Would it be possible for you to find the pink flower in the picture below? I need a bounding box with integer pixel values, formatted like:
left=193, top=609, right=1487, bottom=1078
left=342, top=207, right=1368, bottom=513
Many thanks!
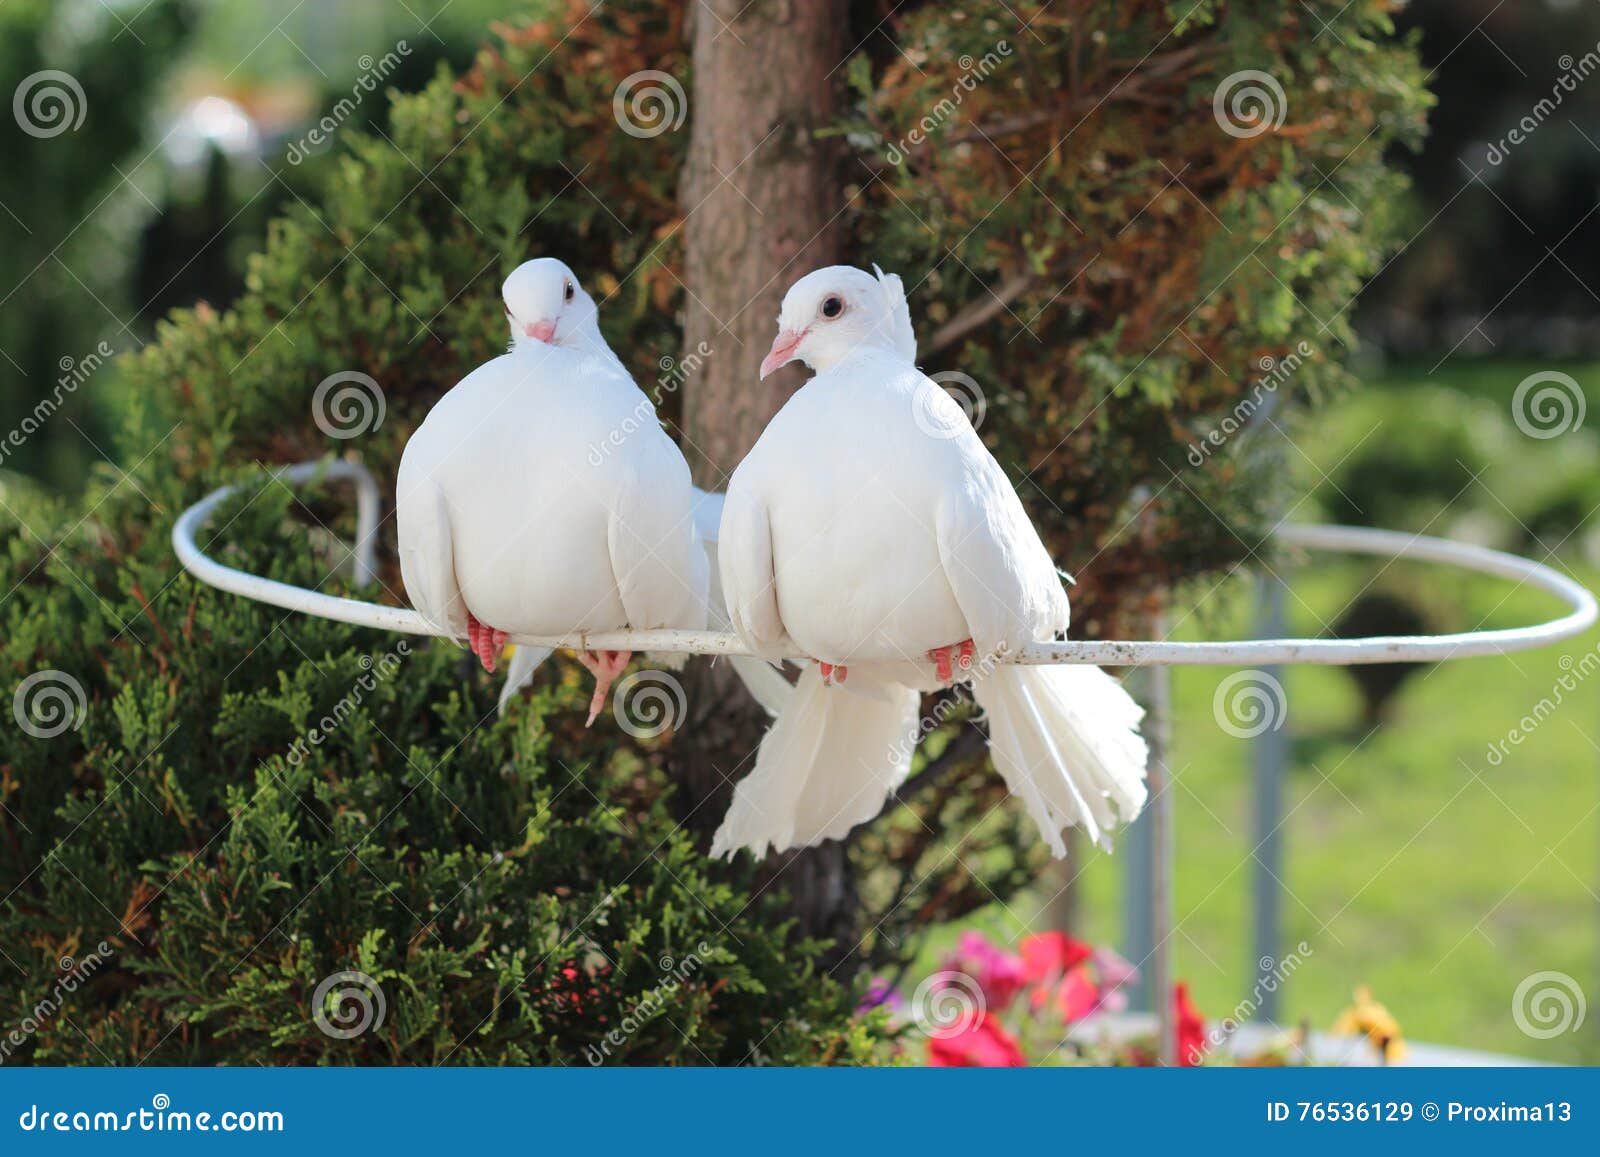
left=942, top=931, right=1027, bottom=1010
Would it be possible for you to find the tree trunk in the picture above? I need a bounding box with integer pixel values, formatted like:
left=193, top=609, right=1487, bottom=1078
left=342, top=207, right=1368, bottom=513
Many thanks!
left=676, top=0, right=854, bottom=963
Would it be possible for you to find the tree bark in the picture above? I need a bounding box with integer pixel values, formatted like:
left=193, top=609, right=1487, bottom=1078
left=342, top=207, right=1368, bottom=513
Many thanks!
left=676, top=0, right=854, bottom=963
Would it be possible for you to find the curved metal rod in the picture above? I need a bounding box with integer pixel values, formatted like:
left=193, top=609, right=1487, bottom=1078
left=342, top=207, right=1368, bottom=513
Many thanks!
left=172, top=458, right=1598, bottom=667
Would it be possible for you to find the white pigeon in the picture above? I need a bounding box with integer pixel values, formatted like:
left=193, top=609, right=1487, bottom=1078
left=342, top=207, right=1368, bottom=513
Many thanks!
left=397, top=257, right=708, bottom=723
left=712, top=264, right=1148, bottom=858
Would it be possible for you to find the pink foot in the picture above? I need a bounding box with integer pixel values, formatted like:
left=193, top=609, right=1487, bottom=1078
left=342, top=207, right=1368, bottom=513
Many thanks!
left=576, top=649, right=632, bottom=727
left=929, top=639, right=975, bottom=682
left=818, top=661, right=848, bottom=686
left=466, top=613, right=509, bottom=673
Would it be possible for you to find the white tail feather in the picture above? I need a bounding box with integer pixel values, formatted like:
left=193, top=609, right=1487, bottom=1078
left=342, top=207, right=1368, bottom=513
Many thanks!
left=970, top=665, right=1148, bottom=857
left=711, top=667, right=919, bottom=858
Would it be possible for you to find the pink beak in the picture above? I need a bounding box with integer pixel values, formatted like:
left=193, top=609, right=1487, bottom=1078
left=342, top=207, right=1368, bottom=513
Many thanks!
left=760, top=329, right=805, bottom=380
left=524, top=319, right=557, bottom=343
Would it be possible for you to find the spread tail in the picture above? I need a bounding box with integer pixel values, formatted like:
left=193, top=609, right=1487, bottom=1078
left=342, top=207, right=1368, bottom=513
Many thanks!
left=970, top=664, right=1148, bottom=857
left=711, top=667, right=920, bottom=858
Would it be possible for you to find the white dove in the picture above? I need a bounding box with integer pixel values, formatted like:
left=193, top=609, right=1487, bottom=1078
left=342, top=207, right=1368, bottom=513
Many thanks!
left=712, top=264, right=1148, bottom=858
left=397, top=257, right=708, bottom=723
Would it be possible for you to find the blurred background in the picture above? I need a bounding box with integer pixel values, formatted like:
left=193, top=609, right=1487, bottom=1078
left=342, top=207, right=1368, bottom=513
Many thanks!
left=2, top=0, right=1598, bottom=1061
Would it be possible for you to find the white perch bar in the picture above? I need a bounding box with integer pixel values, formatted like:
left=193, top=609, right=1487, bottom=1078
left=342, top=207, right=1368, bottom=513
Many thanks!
left=172, top=458, right=1598, bottom=665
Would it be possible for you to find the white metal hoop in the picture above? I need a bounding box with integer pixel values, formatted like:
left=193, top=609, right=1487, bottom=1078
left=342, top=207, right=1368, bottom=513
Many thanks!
left=171, top=457, right=1597, bottom=666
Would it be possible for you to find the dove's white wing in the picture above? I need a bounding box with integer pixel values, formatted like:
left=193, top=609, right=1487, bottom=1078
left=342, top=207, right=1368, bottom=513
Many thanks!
left=395, top=457, right=469, bottom=640
left=607, top=431, right=709, bottom=632
left=718, top=485, right=788, bottom=656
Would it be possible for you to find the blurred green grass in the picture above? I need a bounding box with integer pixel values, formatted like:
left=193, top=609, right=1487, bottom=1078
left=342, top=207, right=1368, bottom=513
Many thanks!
left=924, top=359, right=1600, bottom=1063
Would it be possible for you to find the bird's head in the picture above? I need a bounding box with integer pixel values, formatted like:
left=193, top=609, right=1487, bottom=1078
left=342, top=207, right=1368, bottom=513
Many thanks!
left=760, top=264, right=913, bottom=379
left=502, top=258, right=601, bottom=352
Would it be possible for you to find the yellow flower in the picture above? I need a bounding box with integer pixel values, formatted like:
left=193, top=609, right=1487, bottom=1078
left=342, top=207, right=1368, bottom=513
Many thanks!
left=1332, top=985, right=1406, bottom=1064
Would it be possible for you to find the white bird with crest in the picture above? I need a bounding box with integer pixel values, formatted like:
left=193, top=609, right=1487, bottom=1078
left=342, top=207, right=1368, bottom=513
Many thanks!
left=397, top=257, right=708, bottom=722
left=713, top=264, right=1149, bottom=858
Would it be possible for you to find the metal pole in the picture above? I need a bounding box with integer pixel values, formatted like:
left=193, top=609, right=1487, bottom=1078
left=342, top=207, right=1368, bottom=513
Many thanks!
left=1147, top=615, right=1175, bottom=1065
left=1251, top=572, right=1288, bottom=1021
left=1123, top=611, right=1174, bottom=1062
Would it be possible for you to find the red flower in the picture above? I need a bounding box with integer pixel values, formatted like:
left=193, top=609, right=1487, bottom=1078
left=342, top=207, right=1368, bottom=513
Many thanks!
left=927, top=1012, right=1027, bottom=1067
left=1055, top=965, right=1101, bottom=1022
left=1020, top=931, right=1094, bottom=983
left=1174, top=982, right=1208, bottom=1066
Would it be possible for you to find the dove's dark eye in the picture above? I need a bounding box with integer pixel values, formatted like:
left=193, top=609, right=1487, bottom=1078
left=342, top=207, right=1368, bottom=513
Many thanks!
left=821, top=295, right=844, bottom=319
left=564, top=280, right=575, bottom=302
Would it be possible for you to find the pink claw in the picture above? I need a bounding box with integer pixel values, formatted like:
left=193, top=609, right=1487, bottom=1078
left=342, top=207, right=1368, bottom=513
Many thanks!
left=467, top=613, right=508, bottom=673
left=818, top=661, right=848, bottom=686
left=576, top=649, right=632, bottom=726
left=929, top=639, right=975, bottom=682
